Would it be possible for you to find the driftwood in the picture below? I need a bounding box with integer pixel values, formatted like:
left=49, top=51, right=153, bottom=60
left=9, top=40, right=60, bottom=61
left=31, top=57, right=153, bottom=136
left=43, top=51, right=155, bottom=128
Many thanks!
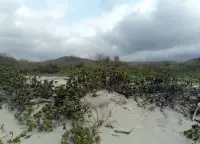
left=194, top=119, right=200, bottom=123
left=105, top=122, right=114, bottom=129
left=193, top=102, right=200, bottom=121
left=112, top=134, right=120, bottom=137
left=114, top=128, right=134, bottom=135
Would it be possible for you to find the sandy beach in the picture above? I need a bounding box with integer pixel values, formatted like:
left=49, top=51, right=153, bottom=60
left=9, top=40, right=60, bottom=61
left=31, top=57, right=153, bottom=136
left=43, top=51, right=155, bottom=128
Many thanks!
left=0, top=77, right=199, bottom=144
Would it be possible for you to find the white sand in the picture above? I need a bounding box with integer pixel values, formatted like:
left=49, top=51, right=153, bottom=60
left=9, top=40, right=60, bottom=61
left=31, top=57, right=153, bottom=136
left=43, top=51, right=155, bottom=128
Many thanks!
left=0, top=105, right=67, bottom=144
left=84, top=91, right=197, bottom=144
left=0, top=77, right=199, bottom=144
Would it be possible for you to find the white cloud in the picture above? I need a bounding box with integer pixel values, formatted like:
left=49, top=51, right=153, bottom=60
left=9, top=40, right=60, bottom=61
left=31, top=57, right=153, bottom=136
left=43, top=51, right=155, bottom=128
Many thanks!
left=0, top=0, right=200, bottom=61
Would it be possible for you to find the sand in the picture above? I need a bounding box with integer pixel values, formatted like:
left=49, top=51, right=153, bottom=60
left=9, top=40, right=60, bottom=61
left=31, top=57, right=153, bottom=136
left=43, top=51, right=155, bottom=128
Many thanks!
left=0, top=77, right=199, bottom=144
left=84, top=91, right=196, bottom=144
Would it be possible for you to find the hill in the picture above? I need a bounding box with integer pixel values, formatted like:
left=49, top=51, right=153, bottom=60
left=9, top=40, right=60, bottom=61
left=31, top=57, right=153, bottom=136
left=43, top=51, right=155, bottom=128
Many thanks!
left=43, top=56, right=96, bottom=68
left=0, top=54, right=97, bottom=73
left=0, top=54, right=199, bottom=75
left=186, top=57, right=200, bottom=63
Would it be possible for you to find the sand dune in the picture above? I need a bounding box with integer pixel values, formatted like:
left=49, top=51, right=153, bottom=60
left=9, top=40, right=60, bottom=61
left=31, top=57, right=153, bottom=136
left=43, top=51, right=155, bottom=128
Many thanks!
left=0, top=77, right=199, bottom=144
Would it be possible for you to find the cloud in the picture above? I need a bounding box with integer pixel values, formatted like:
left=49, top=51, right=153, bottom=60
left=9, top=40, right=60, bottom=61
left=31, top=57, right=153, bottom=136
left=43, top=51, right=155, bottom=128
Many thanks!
left=103, top=0, right=200, bottom=60
left=0, top=0, right=200, bottom=61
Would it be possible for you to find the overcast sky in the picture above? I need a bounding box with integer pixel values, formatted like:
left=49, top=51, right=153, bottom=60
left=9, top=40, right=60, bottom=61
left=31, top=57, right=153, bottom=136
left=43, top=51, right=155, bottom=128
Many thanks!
left=0, top=0, right=200, bottom=61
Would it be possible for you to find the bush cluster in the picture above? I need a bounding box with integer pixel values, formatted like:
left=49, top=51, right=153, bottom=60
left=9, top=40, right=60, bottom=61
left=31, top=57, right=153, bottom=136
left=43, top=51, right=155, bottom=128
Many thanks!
left=184, top=124, right=200, bottom=142
left=0, top=66, right=132, bottom=143
left=0, top=65, right=200, bottom=143
left=67, top=67, right=133, bottom=96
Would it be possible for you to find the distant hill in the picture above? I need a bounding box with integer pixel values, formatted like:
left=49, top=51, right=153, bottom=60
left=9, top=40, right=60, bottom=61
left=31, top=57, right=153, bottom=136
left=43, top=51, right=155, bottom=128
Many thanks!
left=0, top=54, right=19, bottom=68
left=120, top=60, right=177, bottom=71
left=186, top=57, right=200, bottom=63
left=0, top=54, right=200, bottom=74
left=43, top=56, right=96, bottom=68
left=0, top=55, right=96, bottom=73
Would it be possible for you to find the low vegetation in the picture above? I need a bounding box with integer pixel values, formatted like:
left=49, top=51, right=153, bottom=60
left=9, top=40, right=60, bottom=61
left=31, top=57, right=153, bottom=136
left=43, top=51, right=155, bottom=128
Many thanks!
left=184, top=124, right=200, bottom=142
left=0, top=55, right=200, bottom=143
left=0, top=66, right=133, bottom=143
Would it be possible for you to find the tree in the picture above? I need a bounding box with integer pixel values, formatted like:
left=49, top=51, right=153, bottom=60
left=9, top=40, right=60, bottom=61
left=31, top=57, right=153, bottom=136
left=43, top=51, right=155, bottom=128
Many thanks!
left=75, top=62, right=84, bottom=68
left=95, top=53, right=104, bottom=62
left=113, top=56, right=119, bottom=62
left=94, top=53, right=110, bottom=65
left=104, top=56, right=110, bottom=64
left=113, top=56, right=120, bottom=67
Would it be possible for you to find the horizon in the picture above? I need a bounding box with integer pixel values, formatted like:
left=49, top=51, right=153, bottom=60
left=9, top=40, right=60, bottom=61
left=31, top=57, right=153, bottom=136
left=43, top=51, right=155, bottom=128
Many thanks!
left=1, top=53, right=195, bottom=63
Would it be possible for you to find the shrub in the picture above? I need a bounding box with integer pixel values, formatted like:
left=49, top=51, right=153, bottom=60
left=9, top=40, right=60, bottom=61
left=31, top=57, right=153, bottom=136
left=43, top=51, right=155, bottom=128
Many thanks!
left=184, top=124, right=200, bottom=142
left=61, top=123, right=101, bottom=144
left=1, top=65, right=199, bottom=144
left=67, top=67, right=133, bottom=97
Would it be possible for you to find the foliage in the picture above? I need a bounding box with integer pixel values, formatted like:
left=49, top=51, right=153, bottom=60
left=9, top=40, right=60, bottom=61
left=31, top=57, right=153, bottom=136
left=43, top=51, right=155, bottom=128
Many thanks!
left=61, top=123, right=101, bottom=144
left=67, top=67, right=133, bottom=97
left=0, top=65, right=87, bottom=123
left=29, top=77, right=54, bottom=99
left=129, top=69, right=200, bottom=118
left=7, top=130, right=31, bottom=144
left=0, top=65, right=103, bottom=144
left=184, top=124, right=200, bottom=142
left=0, top=53, right=19, bottom=68
left=7, top=136, right=21, bottom=143
left=0, top=137, right=2, bottom=144
left=35, top=63, right=61, bottom=74
left=0, top=65, right=200, bottom=143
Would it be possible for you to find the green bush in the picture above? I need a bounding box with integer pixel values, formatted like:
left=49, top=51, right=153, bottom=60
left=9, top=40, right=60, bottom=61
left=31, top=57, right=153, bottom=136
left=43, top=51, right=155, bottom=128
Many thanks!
left=184, top=124, right=200, bottom=142
left=61, top=123, right=101, bottom=144
left=67, top=67, right=133, bottom=97
left=1, top=65, right=200, bottom=144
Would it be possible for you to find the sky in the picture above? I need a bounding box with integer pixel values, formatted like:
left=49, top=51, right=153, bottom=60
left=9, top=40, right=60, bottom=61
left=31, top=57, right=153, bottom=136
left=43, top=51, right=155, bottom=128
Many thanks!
left=0, top=0, right=200, bottom=61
